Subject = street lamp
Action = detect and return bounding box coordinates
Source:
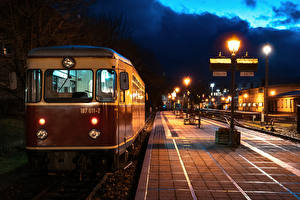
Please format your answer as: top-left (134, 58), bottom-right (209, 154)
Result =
top-left (270, 90), bottom-right (276, 96)
top-left (183, 77), bottom-right (191, 86)
top-left (227, 38), bottom-right (240, 146)
top-left (183, 77), bottom-right (191, 112)
top-left (228, 40), bottom-right (240, 55)
top-left (174, 87), bottom-right (180, 93)
top-left (210, 83), bottom-right (215, 96)
top-left (263, 44), bottom-right (272, 123)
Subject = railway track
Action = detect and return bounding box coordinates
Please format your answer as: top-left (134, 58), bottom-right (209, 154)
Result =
top-left (32, 172), bottom-right (100, 200)
top-left (200, 109), bottom-right (300, 142)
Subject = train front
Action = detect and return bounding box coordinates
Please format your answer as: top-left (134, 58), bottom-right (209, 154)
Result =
top-left (25, 46), bottom-right (118, 170)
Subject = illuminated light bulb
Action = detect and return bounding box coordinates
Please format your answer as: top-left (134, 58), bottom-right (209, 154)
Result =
top-left (91, 117), bottom-right (99, 125)
top-left (39, 118), bottom-right (46, 126)
top-left (228, 39), bottom-right (240, 55)
top-left (263, 45), bottom-right (272, 55)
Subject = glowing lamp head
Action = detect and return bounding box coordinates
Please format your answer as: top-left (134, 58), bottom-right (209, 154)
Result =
top-left (171, 91), bottom-right (176, 98)
top-left (175, 87), bottom-right (180, 93)
top-left (227, 96), bottom-right (232, 101)
top-left (270, 90), bottom-right (276, 96)
top-left (91, 117), bottom-right (99, 125)
top-left (227, 39), bottom-right (240, 55)
top-left (39, 118), bottom-right (46, 126)
top-left (263, 45), bottom-right (272, 55)
top-left (243, 93), bottom-right (248, 98)
top-left (183, 77), bottom-right (191, 86)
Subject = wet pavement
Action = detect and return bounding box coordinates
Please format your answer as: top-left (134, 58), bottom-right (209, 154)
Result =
top-left (136, 111), bottom-right (300, 200)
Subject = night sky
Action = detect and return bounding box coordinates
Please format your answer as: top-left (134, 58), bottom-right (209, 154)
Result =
top-left (91, 0), bottom-right (300, 87)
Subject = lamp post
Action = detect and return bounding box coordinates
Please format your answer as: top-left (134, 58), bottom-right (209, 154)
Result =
top-left (183, 77), bottom-right (191, 112)
top-left (263, 44), bottom-right (272, 123)
top-left (171, 91), bottom-right (176, 110)
top-left (173, 87), bottom-right (180, 113)
top-left (210, 83), bottom-right (215, 97)
top-left (227, 38), bottom-right (240, 146)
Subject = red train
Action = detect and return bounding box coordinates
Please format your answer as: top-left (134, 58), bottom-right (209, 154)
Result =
top-left (25, 46), bottom-right (145, 171)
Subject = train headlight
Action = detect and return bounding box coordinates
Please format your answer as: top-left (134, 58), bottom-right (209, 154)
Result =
top-left (36, 129), bottom-right (48, 140)
top-left (62, 57), bottom-right (75, 69)
top-left (89, 129), bottom-right (101, 139)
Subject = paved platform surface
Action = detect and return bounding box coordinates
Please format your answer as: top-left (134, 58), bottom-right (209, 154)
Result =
top-left (135, 111), bottom-right (300, 200)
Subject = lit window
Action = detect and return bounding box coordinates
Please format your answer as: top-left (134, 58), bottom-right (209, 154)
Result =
top-left (96, 69), bottom-right (116, 102)
top-left (45, 70), bottom-right (93, 103)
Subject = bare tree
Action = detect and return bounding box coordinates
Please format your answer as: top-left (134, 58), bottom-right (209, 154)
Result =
top-left (0, 0), bottom-right (88, 100)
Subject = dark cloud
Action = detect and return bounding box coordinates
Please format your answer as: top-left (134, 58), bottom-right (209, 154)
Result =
top-left (244, 0), bottom-right (256, 8)
top-left (272, 1), bottom-right (300, 25)
top-left (92, 0), bottom-right (300, 85)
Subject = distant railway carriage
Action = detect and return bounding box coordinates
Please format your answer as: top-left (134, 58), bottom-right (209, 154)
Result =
top-left (25, 46), bottom-right (145, 170)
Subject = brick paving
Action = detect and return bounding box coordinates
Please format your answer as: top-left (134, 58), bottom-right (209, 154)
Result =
top-left (135, 111), bottom-right (300, 200)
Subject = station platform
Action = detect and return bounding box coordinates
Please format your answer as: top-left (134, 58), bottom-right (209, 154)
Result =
top-left (135, 111), bottom-right (300, 200)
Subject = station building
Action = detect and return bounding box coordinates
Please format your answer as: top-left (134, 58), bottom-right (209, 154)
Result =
top-left (238, 84), bottom-right (300, 114)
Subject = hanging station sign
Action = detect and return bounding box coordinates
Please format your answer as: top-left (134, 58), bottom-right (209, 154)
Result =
top-left (209, 54), bottom-right (258, 77)
top-left (236, 58), bottom-right (258, 71)
top-left (213, 71), bottom-right (227, 77)
top-left (240, 72), bottom-right (254, 77)
top-left (209, 58), bottom-right (231, 71)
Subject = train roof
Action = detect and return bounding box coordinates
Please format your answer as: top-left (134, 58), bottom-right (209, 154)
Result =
top-left (27, 45), bottom-right (133, 66)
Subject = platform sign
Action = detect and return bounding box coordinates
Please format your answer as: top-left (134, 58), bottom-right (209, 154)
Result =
top-left (240, 72), bottom-right (254, 77)
top-left (209, 58), bottom-right (231, 71)
top-left (236, 58), bottom-right (258, 71)
top-left (213, 71), bottom-right (227, 77)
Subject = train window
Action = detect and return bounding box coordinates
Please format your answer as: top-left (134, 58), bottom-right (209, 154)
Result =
top-left (96, 69), bottom-right (116, 102)
top-left (26, 69), bottom-right (42, 103)
top-left (44, 70), bottom-right (93, 103)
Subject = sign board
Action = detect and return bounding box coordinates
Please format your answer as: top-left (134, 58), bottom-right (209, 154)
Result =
top-left (240, 72), bottom-right (254, 77)
top-left (209, 58), bottom-right (231, 71)
top-left (236, 58), bottom-right (258, 71)
top-left (213, 71), bottom-right (227, 77)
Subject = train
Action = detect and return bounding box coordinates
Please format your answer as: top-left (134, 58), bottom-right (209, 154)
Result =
top-left (25, 45), bottom-right (145, 171)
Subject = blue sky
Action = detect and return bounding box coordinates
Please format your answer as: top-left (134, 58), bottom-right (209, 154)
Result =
top-left (157, 0), bottom-right (300, 29)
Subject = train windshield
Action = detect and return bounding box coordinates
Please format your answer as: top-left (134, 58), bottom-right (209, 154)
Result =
top-left (96, 69), bottom-right (116, 102)
top-left (45, 70), bottom-right (93, 103)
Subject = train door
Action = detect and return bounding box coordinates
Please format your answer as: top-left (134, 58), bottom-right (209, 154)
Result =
top-left (119, 71), bottom-right (129, 151)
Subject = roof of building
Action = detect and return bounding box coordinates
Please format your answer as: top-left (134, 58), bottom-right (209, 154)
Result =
top-left (275, 90), bottom-right (300, 97)
top-left (27, 45), bottom-right (132, 66)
